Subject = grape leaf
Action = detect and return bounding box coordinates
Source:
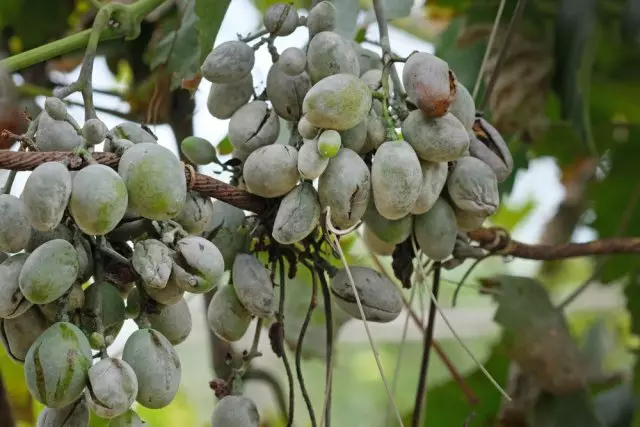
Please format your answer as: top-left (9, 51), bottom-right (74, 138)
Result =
top-left (216, 137), bottom-right (233, 155)
top-left (195, 0), bottom-right (231, 64)
top-left (490, 275), bottom-right (587, 394)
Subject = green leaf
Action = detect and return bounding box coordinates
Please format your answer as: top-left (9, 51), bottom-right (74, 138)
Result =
top-left (195, 0), bottom-right (231, 64)
top-left (216, 137), bottom-right (233, 155)
top-left (529, 390), bottom-right (604, 427)
top-left (490, 198), bottom-right (536, 230)
top-left (553, 0), bottom-right (598, 150)
top-left (530, 120), bottom-right (586, 166)
top-left (622, 0), bottom-right (640, 44)
top-left (0, 0), bottom-right (74, 51)
top-left (490, 275), bottom-right (586, 394)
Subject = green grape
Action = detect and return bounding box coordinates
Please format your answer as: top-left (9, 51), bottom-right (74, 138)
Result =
top-left (272, 182), bottom-right (321, 244)
top-left (107, 409), bottom-right (146, 427)
top-left (174, 191), bottom-right (215, 236)
top-left (69, 164), bottom-right (128, 235)
top-left (0, 194), bottom-right (31, 253)
top-left (21, 161), bottom-right (72, 232)
top-left (0, 253), bottom-right (32, 318)
top-left (297, 138), bottom-right (329, 180)
top-left (85, 358), bottom-right (138, 419)
top-left (446, 156), bottom-right (499, 216)
top-left (0, 305), bottom-right (50, 363)
top-left (81, 282), bottom-right (126, 348)
top-left (362, 199), bottom-right (412, 245)
top-left (263, 3), bottom-right (299, 36)
top-left (82, 118), bottom-right (109, 146)
top-left (401, 111), bottom-right (470, 162)
top-left (413, 197), bottom-right (457, 261)
top-left (207, 284), bottom-right (251, 342)
top-left (307, 31), bottom-right (360, 83)
top-left (201, 41), bottom-right (255, 84)
top-left (132, 239), bottom-right (172, 289)
top-left (35, 112), bottom-right (83, 152)
top-left (317, 129), bottom-right (341, 158)
top-left (118, 143), bottom-right (187, 220)
top-left (279, 47), bottom-right (306, 75)
top-left (43, 97), bottom-right (68, 121)
top-left (228, 101), bottom-right (280, 153)
top-left (211, 395), bottom-right (260, 427)
top-left (266, 63), bottom-right (311, 121)
top-left (302, 73), bottom-right (372, 131)
top-left (411, 160), bottom-right (448, 215)
top-left (24, 322), bottom-right (92, 408)
top-left (317, 148), bottom-right (370, 230)
top-left (243, 145), bottom-right (299, 198)
top-left (180, 136), bottom-right (218, 165)
top-left (402, 52), bottom-right (453, 117)
top-left (176, 236), bottom-right (225, 291)
top-left (121, 328), bottom-right (181, 409)
top-left (207, 74), bottom-right (254, 120)
top-left (19, 239), bottom-right (78, 304)
top-left (371, 140), bottom-right (422, 220)
top-left (331, 266), bottom-right (402, 322)
top-left (36, 398), bottom-right (89, 427)
top-left (307, 1), bottom-right (336, 39)
top-left (232, 253), bottom-right (276, 318)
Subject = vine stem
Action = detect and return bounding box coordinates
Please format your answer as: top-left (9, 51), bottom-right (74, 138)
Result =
top-left (298, 261), bottom-right (319, 427)
top-left (0, 0), bottom-right (167, 73)
top-left (277, 258), bottom-right (295, 427)
top-left (372, 0), bottom-right (405, 100)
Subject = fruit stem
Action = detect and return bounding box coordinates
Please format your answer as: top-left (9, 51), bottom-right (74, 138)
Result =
top-left (0, 0), bottom-right (167, 73)
top-left (372, 0), bottom-right (405, 101)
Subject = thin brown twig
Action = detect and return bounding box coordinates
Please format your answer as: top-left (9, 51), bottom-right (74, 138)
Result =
top-left (277, 258), bottom-right (295, 427)
top-left (298, 261), bottom-right (319, 427)
top-left (316, 267), bottom-right (334, 427)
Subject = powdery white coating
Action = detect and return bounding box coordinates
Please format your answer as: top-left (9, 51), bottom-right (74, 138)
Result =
top-left (410, 160), bottom-right (448, 215)
top-left (37, 399), bottom-right (89, 427)
top-left (118, 143), bottom-right (187, 220)
top-left (331, 266), bottom-right (403, 322)
top-left (22, 163), bottom-right (72, 232)
top-left (132, 239), bottom-right (172, 289)
top-left (24, 322), bottom-right (92, 408)
top-left (174, 191), bottom-right (214, 235)
top-left (450, 80), bottom-right (475, 130)
top-left (317, 129), bottom-right (341, 158)
top-left (176, 236), bottom-right (225, 287)
top-left (371, 141), bottom-right (422, 220)
top-left (106, 123), bottom-right (157, 152)
top-left (107, 410), bottom-right (145, 427)
top-left (70, 164), bottom-right (128, 235)
top-left (0, 306), bottom-right (50, 363)
top-left (360, 69), bottom-right (385, 91)
top-left (454, 206), bottom-right (486, 232)
top-left (0, 253), bottom-right (32, 319)
top-left (307, 31), bottom-right (360, 83)
top-left (413, 197), bottom-right (457, 261)
top-left (279, 47), bottom-right (306, 75)
top-left (297, 139), bottom-right (329, 180)
top-left (297, 117), bottom-right (319, 139)
top-left (351, 42), bottom-right (383, 75)
top-left (228, 101), bottom-right (280, 153)
top-left (317, 148), bottom-right (371, 229)
top-left (85, 358), bottom-right (138, 419)
top-left (232, 253), bottom-right (277, 318)
top-left (468, 133), bottom-right (513, 182)
top-left (82, 282), bottom-right (125, 345)
top-left (272, 182), bottom-right (321, 244)
top-left (263, 3), bottom-right (298, 36)
top-left (402, 52), bottom-right (453, 117)
top-left (303, 73), bottom-right (372, 131)
top-left (362, 110), bottom-right (386, 153)
top-left (147, 297), bottom-right (192, 346)
top-left (19, 239), bottom-right (78, 304)
top-left (306, 1), bottom-right (336, 38)
top-left (362, 226), bottom-right (395, 256)
top-left (243, 145), bottom-right (299, 198)
top-left (36, 112), bottom-right (83, 152)
top-left (122, 329), bottom-right (181, 409)
top-left (362, 200), bottom-right (413, 244)
top-left (44, 97), bottom-right (68, 121)
top-left (211, 395), bottom-right (260, 427)
top-left (26, 223), bottom-right (72, 252)
top-left (180, 136), bottom-right (217, 165)
top-left (210, 203), bottom-right (248, 267)
top-left (210, 200), bottom-right (245, 235)
top-left (401, 111), bottom-right (470, 162)
top-left (201, 40), bottom-right (255, 84)
top-left (82, 118), bottom-right (108, 146)
top-left (447, 156), bottom-right (500, 215)
top-left (144, 275), bottom-right (185, 305)
top-left (207, 284), bottom-right (252, 342)
top-left (266, 64), bottom-right (311, 121)
top-left (207, 74), bottom-right (254, 120)
top-left (0, 194), bottom-right (31, 253)
top-left (339, 119), bottom-right (367, 153)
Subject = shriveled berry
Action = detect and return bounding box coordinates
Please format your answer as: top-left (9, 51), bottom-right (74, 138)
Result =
top-left (243, 145), bottom-right (299, 198)
top-left (207, 74), bottom-right (254, 120)
top-left (228, 101), bottom-right (280, 154)
top-left (201, 41), bottom-right (254, 84)
top-left (0, 194), bottom-right (31, 252)
top-left (0, 306), bottom-right (50, 363)
top-left (401, 111), bottom-right (470, 162)
top-left (413, 197), bottom-right (457, 261)
top-left (402, 52), bottom-right (455, 117)
top-left (232, 253), bottom-right (277, 318)
top-left (22, 162), bottom-right (72, 232)
top-left (447, 156), bottom-right (499, 216)
top-left (264, 3), bottom-right (298, 36)
top-left (272, 182), bottom-right (321, 244)
top-left (132, 239), bottom-right (172, 289)
top-left (307, 31), bottom-right (359, 83)
top-left (176, 236), bottom-right (225, 291)
top-left (85, 358), bottom-right (138, 419)
top-left (266, 64), bottom-right (311, 121)
top-left (0, 253), bottom-right (32, 319)
top-left (174, 191), bottom-right (214, 235)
